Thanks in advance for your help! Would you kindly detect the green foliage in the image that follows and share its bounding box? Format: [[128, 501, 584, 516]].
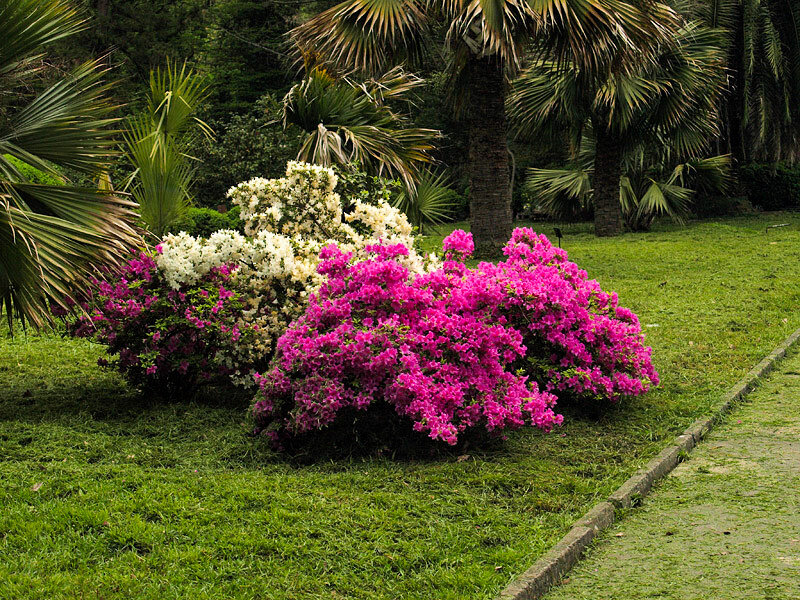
[[199, 0, 301, 116], [331, 164, 402, 209], [0, 0, 139, 329], [166, 207, 244, 238], [739, 163, 800, 210], [193, 95, 301, 208], [123, 61, 212, 238], [691, 195, 751, 218], [3, 155, 62, 186]]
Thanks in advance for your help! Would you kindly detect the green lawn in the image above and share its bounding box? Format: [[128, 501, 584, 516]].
[[2, 214, 800, 599]]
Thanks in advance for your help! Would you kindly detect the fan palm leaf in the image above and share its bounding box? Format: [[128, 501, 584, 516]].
[[524, 165, 593, 219], [393, 169, 458, 232], [0, 0, 139, 329], [0, 0, 83, 77], [289, 0, 429, 75]]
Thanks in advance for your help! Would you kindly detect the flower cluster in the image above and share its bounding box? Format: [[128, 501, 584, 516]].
[[230, 161, 340, 239], [252, 228, 658, 446], [154, 229, 317, 378], [70, 251, 253, 394], [72, 161, 432, 390]]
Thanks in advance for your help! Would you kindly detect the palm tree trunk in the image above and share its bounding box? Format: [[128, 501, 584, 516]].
[[593, 122, 623, 237], [467, 56, 512, 258]]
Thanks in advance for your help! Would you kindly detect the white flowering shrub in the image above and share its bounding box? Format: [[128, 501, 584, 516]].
[[155, 161, 434, 385]]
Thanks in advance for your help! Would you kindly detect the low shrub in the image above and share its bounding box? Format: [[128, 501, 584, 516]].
[[193, 95, 301, 208], [739, 163, 800, 210], [252, 229, 658, 447], [4, 155, 62, 186], [70, 251, 254, 396], [691, 195, 752, 218]]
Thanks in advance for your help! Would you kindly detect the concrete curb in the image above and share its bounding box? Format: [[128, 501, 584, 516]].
[[495, 327, 800, 600]]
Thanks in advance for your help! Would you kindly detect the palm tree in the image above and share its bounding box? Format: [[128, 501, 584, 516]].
[[0, 0, 139, 328], [682, 0, 800, 164], [123, 61, 212, 238], [508, 21, 725, 235], [289, 0, 679, 255]]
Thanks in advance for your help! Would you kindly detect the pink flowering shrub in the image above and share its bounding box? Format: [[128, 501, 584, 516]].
[[70, 250, 255, 395], [252, 240, 562, 447], [253, 228, 658, 447], [482, 228, 659, 402]]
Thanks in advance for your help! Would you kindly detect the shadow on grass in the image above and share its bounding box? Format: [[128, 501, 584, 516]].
[[266, 404, 514, 465], [0, 378, 252, 425]]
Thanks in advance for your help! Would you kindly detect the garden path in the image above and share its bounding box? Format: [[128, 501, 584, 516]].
[[543, 351, 800, 600]]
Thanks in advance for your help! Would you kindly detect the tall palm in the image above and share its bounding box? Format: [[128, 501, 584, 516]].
[[290, 0, 679, 256], [509, 21, 725, 235], [682, 0, 800, 164], [0, 0, 139, 328]]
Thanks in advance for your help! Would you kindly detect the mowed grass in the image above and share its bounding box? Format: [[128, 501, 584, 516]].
[[2, 213, 800, 599]]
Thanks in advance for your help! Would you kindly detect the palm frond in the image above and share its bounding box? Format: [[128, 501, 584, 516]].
[[124, 119, 193, 238], [0, 0, 85, 77], [283, 67, 439, 189], [0, 186, 138, 329], [147, 61, 214, 143], [122, 60, 211, 238], [635, 179, 693, 223], [0, 59, 119, 177], [524, 165, 593, 219], [1, 0, 140, 329], [289, 0, 428, 75], [669, 154, 732, 195]]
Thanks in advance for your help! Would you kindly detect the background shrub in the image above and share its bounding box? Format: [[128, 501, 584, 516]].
[[691, 195, 753, 218], [4, 155, 62, 186], [739, 163, 800, 210], [193, 95, 301, 208], [167, 206, 244, 237]]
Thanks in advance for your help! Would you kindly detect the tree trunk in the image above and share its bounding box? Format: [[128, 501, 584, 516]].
[[593, 122, 623, 237], [467, 56, 512, 258]]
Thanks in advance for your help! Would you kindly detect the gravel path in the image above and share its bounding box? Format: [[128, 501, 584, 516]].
[[543, 351, 800, 600]]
